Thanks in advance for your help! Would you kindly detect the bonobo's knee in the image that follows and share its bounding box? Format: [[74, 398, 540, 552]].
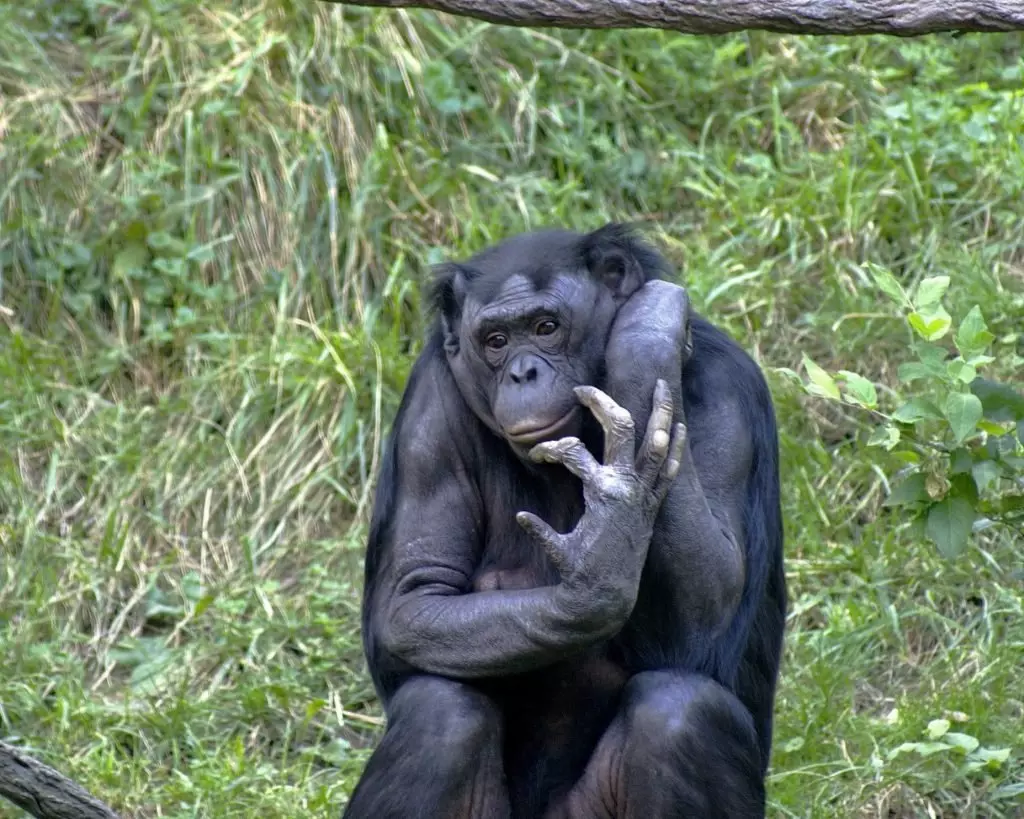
[[388, 675, 502, 755], [625, 671, 761, 765]]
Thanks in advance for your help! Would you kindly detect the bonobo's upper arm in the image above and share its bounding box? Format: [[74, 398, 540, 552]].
[[372, 364, 483, 602], [643, 352, 756, 640], [686, 378, 753, 548]]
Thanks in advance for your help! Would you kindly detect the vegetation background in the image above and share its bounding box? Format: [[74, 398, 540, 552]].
[[1, 1, 1022, 816]]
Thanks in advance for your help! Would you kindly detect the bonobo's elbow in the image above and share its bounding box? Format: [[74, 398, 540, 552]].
[[707, 537, 745, 637], [376, 598, 432, 670]]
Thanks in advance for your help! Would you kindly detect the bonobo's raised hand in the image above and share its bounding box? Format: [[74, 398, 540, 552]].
[[516, 380, 686, 632]]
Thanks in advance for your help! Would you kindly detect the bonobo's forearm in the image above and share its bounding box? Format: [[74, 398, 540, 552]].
[[616, 377, 745, 633], [380, 574, 622, 679], [648, 440, 746, 634]]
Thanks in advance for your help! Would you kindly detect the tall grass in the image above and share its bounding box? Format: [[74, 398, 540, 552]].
[[1, 2, 1022, 815]]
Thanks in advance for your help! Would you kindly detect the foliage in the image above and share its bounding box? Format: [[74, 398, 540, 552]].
[[1, 1, 1022, 817], [794, 272, 1024, 559]]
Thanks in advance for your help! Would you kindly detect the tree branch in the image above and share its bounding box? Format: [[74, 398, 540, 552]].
[[0, 741, 121, 819], [320, 0, 1024, 36]]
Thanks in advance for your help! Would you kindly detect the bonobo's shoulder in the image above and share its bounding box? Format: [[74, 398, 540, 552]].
[[391, 334, 479, 467], [684, 314, 773, 423]]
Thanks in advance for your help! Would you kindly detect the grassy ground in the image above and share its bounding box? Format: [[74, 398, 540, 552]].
[[1, 2, 1023, 816]]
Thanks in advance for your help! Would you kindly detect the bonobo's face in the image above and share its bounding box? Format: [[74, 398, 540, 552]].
[[457, 272, 614, 450], [437, 227, 650, 457]]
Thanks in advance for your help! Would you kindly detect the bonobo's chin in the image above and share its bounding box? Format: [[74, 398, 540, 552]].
[[502, 406, 582, 455]]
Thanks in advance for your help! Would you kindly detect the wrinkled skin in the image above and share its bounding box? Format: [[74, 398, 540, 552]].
[[344, 224, 786, 819]]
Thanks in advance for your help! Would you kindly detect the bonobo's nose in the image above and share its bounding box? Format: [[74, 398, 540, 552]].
[[508, 354, 542, 384]]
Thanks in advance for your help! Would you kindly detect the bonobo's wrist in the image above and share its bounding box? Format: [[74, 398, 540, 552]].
[[553, 577, 635, 641]]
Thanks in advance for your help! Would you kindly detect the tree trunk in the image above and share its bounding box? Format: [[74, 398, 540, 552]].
[[319, 0, 1024, 36], [0, 742, 121, 819]]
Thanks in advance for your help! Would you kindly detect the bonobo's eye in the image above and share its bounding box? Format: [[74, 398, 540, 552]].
[[535, 319, 558, 337], [485, 333, 508, 351]]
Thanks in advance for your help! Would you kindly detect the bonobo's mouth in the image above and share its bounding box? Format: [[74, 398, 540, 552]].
[[504, 406, 581, 446]]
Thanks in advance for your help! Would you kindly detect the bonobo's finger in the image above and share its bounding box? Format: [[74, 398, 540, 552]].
[[636, 379, 674, 486], [529, 436, 600, 483], [516, 512, 572, 575], [574, 386, 634, 468], [654, 422, 687, 501]]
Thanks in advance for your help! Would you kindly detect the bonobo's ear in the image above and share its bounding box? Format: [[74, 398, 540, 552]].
[[430, 262, 469, 355], [581, 223, 650, 302]]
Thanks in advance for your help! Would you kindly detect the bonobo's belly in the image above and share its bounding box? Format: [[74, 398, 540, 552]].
[[471, 566, 630, 814]]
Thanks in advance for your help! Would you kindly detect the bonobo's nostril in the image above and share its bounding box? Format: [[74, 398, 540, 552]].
[[511, 366, 537, 384], [509, 356, 540, 384]]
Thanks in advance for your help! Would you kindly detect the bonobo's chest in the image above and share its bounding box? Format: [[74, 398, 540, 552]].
[[470, 458, 629, 752]]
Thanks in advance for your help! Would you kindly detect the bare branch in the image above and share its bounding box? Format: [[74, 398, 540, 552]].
[[319, 0, 1024, 36], [0, 741, 121, 819]]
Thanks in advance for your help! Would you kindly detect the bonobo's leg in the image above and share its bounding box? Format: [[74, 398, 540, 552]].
[[343, 676, 510, 819], [549, 672, 764, 819]]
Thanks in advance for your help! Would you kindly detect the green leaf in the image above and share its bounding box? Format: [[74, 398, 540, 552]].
[[112, 241, 149, 280], [892, 398, 944, 423], [978, 419, 1013, 436], [897, 362, 933, 383], [950, 472, 979, 504], [926, 719, 951, 739], [971, 460, 1001, 493], [970, 377, 1024, 422], [925, 497, 976, 558], [837, 370, 878, 409], [772, 367, 803, 385], [888, 741, 954, 759], [866, 264, 909, 306], [899, 342, 950, 383], [913, 276, 950, 311], [884, 473, 929, 506], [970, 746, 1011, 768], [949, 449, 972, 474], [943, 732, 980, 753], [945, 392, 984, 443], [908, 308, 952, 341], [946, 359, 977, 384], [954, 305, 994, 357], [802, 355, 840, 401], [867, 425, 901, 450]]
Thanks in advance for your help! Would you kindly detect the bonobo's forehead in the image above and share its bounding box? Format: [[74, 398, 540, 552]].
[[463, 229, 587, 304], [464, 273, 594, 330]]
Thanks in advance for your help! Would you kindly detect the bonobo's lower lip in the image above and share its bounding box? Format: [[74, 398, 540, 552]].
[[505, 407, 581, 446]]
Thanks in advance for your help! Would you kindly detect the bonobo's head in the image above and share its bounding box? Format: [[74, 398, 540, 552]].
[[431, 223, 670, 455]]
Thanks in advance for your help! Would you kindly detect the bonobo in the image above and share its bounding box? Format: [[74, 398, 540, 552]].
[[344, 224, 786, 819]]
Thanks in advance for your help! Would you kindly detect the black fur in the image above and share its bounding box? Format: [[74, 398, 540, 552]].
[[347, 225, 785, 819]]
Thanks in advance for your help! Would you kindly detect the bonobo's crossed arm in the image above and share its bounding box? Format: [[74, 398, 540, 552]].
[[372, 374, 684, 679]]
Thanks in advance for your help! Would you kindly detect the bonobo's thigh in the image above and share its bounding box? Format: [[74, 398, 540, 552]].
[[549, 672, 765, 819], [342, 676, 510, 819]]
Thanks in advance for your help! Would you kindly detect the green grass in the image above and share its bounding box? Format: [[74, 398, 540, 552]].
[[1, 2, 1023, 816]]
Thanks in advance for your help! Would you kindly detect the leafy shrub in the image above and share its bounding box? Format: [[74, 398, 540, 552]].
[[790, 268, 1024, 559]]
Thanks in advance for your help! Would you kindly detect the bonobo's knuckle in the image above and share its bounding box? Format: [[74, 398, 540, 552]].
[[650, 428, 670, 455], [595, 471, 637, 502], [611, 407, 634, 428]]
